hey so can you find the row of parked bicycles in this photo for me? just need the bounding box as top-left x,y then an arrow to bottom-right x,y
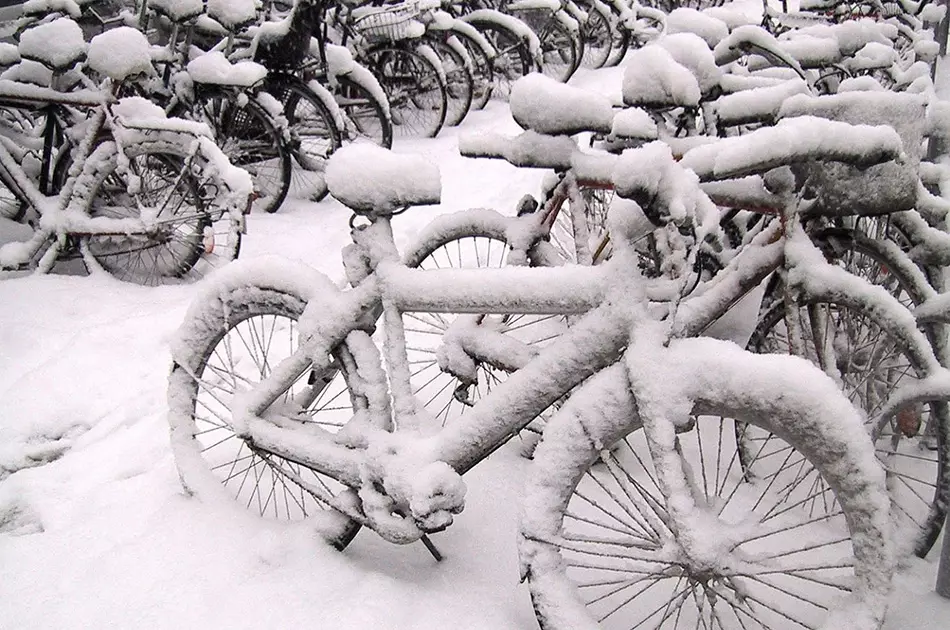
5,0 -> 950,627
0,0 -> 657,285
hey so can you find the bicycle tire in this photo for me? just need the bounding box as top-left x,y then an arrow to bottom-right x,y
362,45 -> 448,139
183,88 -> 292,214
534,15 -> 581,82
451,27 -> 495,111
76,140 -> 242,285
523,345 -> 893,630
265,75 -> 342,202
425,35 -> 475,127
464,18 -> 534,101
576,1 -> 614,69
167,281 -> 387,550
745,228 -> 950,558
332,74 -> 394,149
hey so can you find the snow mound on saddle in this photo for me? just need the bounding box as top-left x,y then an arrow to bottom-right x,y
88,27 -> 153,81
326,144 -> 441,213
510,73 -> 612,135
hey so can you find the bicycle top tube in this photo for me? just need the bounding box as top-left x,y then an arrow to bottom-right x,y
0,79 -> 107,109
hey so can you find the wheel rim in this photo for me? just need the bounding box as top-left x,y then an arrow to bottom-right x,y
84,152 -> 233,285
282,84 -> 340,201
334,77 -> 392,148
186,307 -> 363,522
559,419 -> 858,629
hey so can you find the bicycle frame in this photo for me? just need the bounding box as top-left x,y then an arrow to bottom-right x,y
223,172 -> 930,545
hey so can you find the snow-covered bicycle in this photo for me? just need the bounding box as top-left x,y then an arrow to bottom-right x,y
166,108 -> 922,627
0,25 -> 252,285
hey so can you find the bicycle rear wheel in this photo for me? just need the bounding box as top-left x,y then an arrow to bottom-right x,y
747,239 -> 950,558
363,45 -> 448,139
535,16 -> 581,82
401,214 -> 566,427
79,143 -> 241,285
168,281 -> 386,549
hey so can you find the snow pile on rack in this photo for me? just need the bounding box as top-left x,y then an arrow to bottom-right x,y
509,73 -> 612,135
207,0 -> 257,28
458,130 -> 576,170
150,0 -> 204,21
657,33 -> 722,96
680,116 -> 904,182
87,27 -> 153,81
622,46 -> 700,108
666,7 -> 728,48
326,144 -> 441,213
610,107 -> 657,140
187,52 -> 267,87
18,18 -> 85,70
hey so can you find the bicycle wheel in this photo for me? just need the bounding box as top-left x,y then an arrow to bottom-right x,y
363,45 -> 447,139
79,143 -> 241,285
186,89 -> 291,214
167,282 -> 385,549
746,233 -> 950,558
535,16 -> 581,82
465,19 -> 534,100
426,35 -> 475,127
524,347 -> 892,630
332,73 -> 393,149
576,1 -> 613,69
452,27 -> 495,111
266,76 -> 342,202
401,214 -> 566,426
602,5 -> 630,67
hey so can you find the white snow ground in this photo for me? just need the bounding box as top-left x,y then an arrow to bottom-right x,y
2,59 -> 950,630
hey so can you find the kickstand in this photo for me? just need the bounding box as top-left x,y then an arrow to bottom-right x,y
421,534 -> 443,562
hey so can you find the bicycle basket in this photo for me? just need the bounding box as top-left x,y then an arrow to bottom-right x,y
778,91 -> 926,217
351,1 -> 425,42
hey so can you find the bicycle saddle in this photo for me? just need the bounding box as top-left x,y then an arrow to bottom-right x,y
207,0 -> 259,32
18,18 -> 86,73
622,45 -> 701,110
149,0 -> 205,24
509,73 -> 612,136
325,144 -> 441,215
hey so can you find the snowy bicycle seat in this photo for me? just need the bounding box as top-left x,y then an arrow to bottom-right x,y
509,73 -> 613,136
18,18 -> 86,73
325,144 -> 441,215
149,0 -> 205,24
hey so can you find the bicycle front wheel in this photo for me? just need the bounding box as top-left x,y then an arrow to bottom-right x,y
363,45 -> 448,139
185,89 -> 292,214
168,280 -> 387,549
266,76 -> 342,202
332,73 -> 394,149
524,346 -> 893,630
